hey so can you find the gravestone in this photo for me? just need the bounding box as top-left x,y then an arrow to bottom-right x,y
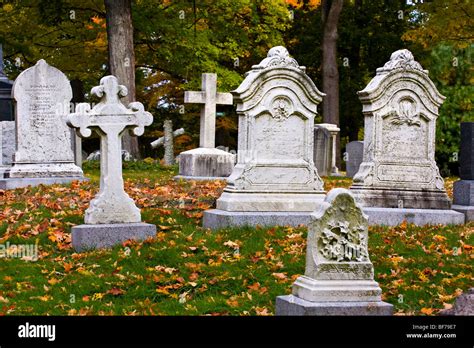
175,73 -> 235,180
0,121 -> 15,177
349,49 -> 463,226
150,120 -> 185,165
0,44 -> 14,122
203,46 -> 326,229
276,188 -> 393,315
440,288 -> 474,316
313,126 -> 330,176
67,75 -> 156,251
0,60 -> 85,189
346,141 -> 364,178
314,123 -> 340,176
452,122 -> 474,221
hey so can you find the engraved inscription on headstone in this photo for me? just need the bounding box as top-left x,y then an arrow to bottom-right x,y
9,59 -> 83,178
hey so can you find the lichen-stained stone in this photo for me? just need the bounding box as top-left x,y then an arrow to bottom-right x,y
8,59 -> 83,178
276,188 -> 393,315
214,46 -> 326,214
350,49 -> 450,209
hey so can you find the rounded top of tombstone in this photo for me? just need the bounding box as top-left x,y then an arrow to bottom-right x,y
251,46 -> 303,71
376,49 -> 427,75
267,46 -> 289,58
358,49 -> 445,107
12,59 -> 72,101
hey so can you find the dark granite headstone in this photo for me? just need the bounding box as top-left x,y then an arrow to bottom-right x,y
0,44 -> 14,122
346,141 -> 364,178
452,122 -> 474,221
460,122 -> 474,180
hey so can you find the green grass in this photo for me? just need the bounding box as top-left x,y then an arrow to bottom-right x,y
0,162 -> 472,315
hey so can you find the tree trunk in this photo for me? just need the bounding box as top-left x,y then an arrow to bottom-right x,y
104,0 -> 141,159
321,0 -> 343,166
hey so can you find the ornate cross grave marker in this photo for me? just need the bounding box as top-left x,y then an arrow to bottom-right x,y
276,188 -> 393,315
349,49 -> 463,226
67,75 -> 156,251
175,73 -> 235,180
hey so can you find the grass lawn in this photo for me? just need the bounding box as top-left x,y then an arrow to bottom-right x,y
0,161 -> 472,316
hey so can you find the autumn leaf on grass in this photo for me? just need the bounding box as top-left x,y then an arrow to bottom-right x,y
420,307 -> 435,315
224,240 -> 240,250
158,225 -> 172,231
226,296 -> 239,308
107,288 -> 125,296
255,307 -> 271,316
272,272 -> 288,282
92,293 -> 104,301
433,235 -> 447,243
47,278 -> 59,285
62,262 -> 73,273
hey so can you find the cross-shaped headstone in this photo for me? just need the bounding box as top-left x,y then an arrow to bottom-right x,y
184,73 -> 233,148
67,75 -> 153,224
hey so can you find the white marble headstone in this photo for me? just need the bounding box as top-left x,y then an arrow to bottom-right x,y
351,49 -> 450,209
9,59 -> 82,178
216,46 -> 326,212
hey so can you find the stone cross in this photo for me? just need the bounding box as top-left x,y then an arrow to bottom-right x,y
184,73 -> 233,148
67,75 -> 153,224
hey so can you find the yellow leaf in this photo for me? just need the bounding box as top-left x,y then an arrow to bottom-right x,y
420,307 -> 435,315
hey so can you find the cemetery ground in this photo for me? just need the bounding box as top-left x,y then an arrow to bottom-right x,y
0,160 -> 472,316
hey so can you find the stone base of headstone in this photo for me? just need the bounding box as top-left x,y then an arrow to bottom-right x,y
0,176 -> 88,190
350,187 -> 451,209
453,180 -> 474,205
203,210 -> 315,230
174,175 -> 228,181
71,222 -> 157,252
216,192 -> 325,212
8,162 -> 84,178
362,207 -> 464,226
275,295 -> 393,316
451,205 -> 474,222
176,148 -> 235,180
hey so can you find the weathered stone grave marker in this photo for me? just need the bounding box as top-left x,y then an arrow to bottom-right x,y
176,73 -> 235,179
276,188 -> 393,315
346,140 -> 364,178
349,49 -> 463,226
0,59 -> 85,189
452,122 -> 474,221
203,46 -> 326,229
67,75 -> 156,251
